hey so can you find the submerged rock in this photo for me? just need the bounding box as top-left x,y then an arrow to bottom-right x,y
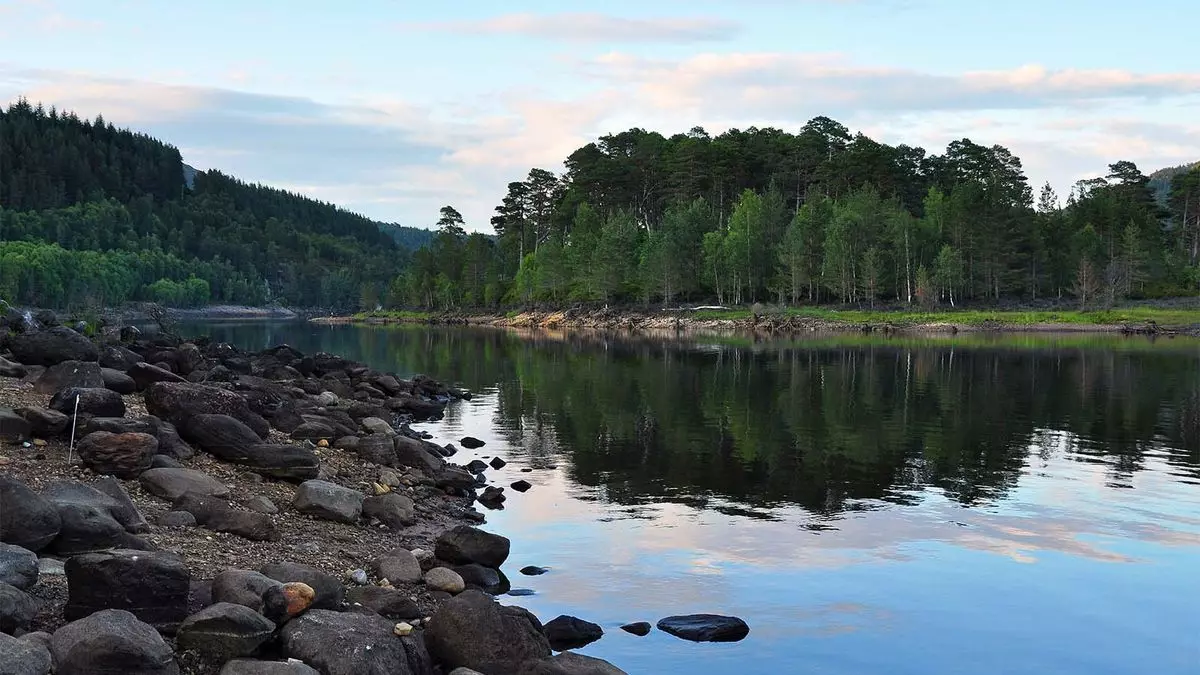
619,622 -> 651,636
544,615 -> 604,651
655,614 -> 749,642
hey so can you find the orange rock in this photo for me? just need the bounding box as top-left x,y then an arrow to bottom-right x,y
282,582 -> 316,617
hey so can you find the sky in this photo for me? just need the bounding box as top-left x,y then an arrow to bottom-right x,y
1,0 -> 1198,232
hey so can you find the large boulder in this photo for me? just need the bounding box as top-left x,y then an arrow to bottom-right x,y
0,409 -> 30,443
145,382 -> 270,438
49,609 -> 179,675
0,631 -> 52,675
64,549 -> 191,630
14,407 -> 67,438
0,582 -> 37,634
280,610 -> 433,675
345,586 -> 420,620
171,494 -> 277,542
75,431 -> 157,478
362,493 -> 415,530
0,544 -> 37,591
0,356 -> 26,379
543,615 -> 604,651
424,590 -> 550,674
92,476 -> 151,533
354,433 -> 397,465
231,444 -> 320,481
259,562 -> 344,611
140,468 -> 230,501
0,478 -> 61,552
9,327 -> 98,366
79,416 -> 156,437
128,362 -> 187,389
182,414 -> 264,459
33,360 -> 103,394
393,436 -> 447,476
100,344 -> 143,372
211,569 -> 282,614
655,614 -> 749,642
101,368 -> 138,395
520,653 -> 628,675
219,660 -> 319,675
435,526 -> 511,569
177,602 -> 276,661
292,480 -> 363,524
49,387 -> 125,418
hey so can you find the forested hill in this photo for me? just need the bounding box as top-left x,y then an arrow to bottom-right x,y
391,119 -> 1200,310
0,99 -> 428,310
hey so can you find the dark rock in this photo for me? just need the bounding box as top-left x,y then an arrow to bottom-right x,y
46,498 -> 148,555
544,615 -> 604,651
33,310 -> 57,327
129,362 -> 187,389
425,590 -> 550,674
244,496 -> 278,514
14,407 -> 67,438
289,421 -> 336,442
466,459 -> 488,474
0,408 -> 30,442
354,433 -> 396,465
9,327 -> 98,366
157,511 -> 196,528
292,480 -> 363,524
183,413 -> 264,458
150,454 -> 184,469
75,431 -> 157,478
175,343 -> 204,376
655,614 -> 749,642
520,566 -> 548,576
373,374 -> 404,395
141,468 -> 230,501
0,631 -> 52,675
507,589 -> 536,597
345,586 -> 420,619
80,415 -> 156,437
0,478 -> 61,551
334,435 -> 359,450
50,609 -> 179,675
222,357 -> 253,375
280,610 -> 432,675
0,544 -> 37,591
34,360 -> 103,394
101,344 -> 143,371
0,356 -> 26,379
374,549 -> 422,584
211,570 -> 282,614
49,387 -> 125,417
260,582 -> 316,625
156,420 -> 194,460
0,582 -> 37,634
145,382 -> 270,438
510,480 -> 532,493
172,494 -> 277,541
452,564 -> 509,595
620,622 -> 651,636
259,562 -> 344,611
362,493 -> 415,529
65,549 -> 190,630
92,476 -> 151,533
489,457 -> 507,470
101,368 -> 138,394
520,653 -> 628,675
460,437 -> 485,449
237,444 -> 320,481
435,525 -> 511,569
387,395 -> 445,420
219,660 -> 319,675
393,435 -> 447,476
177,602 -> 275,660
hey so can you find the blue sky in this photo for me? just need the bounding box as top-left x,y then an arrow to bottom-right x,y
2,0 -> 1198,231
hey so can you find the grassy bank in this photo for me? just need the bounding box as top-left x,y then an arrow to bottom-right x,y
689,306 -> 1200,327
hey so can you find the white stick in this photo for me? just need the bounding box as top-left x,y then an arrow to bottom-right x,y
67,394 -> 80,464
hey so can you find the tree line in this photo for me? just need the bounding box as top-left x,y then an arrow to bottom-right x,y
390,119 -> 1200,310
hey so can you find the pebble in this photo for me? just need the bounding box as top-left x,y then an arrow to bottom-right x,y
393,621 -> 413,636
348,569 -> 369,586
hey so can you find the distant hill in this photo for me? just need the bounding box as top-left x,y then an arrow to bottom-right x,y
380,223 -> 436,250
1149,161 -> 1200,206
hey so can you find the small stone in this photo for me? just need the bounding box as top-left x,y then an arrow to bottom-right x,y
520,566 -> 549,576
510,480 -> 532,493
393,621 -> 413,636
348,569 -> 369,586
316,439 -> 329,448
424,567 -> 465,594
621,621 -> 652,636
262,582 -> 316,623
32,439 -> 46,447
373,482 -> 391,495
460,437 -> 485,449
489,457 -> 507,470
656,614 -> 750,642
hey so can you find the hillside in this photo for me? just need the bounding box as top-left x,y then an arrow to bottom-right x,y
1149,160 -> 1200,205
0,99 -> 433,311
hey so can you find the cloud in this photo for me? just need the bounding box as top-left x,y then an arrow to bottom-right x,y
413,12 -> 740,43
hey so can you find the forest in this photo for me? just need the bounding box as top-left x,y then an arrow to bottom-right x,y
392,119 -> 1200,310
0,99 -> 415,310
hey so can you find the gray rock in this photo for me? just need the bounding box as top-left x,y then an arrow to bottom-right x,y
315,391 -> 339,407
42,482 -> 151,554
0,544 -> 37,590
244,496 -> 279,514
424,590 -> 550,674
144,382 -> 269,438
655,614 -> 749,642
424,567 -> 465,594
0,632 -> 52,675
259,562 -> 343,611
150,454 -> 184,469
452,564 -> 508,595
50,609 -> 179,675
435,525 -> 511,569
14,407 -> 67,438
374,548 -> 422,584
129,362 -> 187,389
211,570 -> 282,614
9,327 -> 99,367
345,586 -> 420,619
393,435 -> 446,476
0,582 -> 37,634
0,477 -> 61,552
362,493 -> 415,529
65,549 -> 191,631
75,431 -> 158,478
0,356 -> 27,379
0,409 -> 31,443
447,670 -> 485,675
92,476 -> 151,533
100,368 -> 138,395
280,610 -> 433,675
177,602 -> 276,660
360,417 -> 396,437
140,468 -> 231,501
292,480 -> 363,524
172,494 -> 277,542
99,344 -> 142,371
520,653 -> 628,675
183,414 -> 264,459
544,615 -> 604,651
354,433 -> 397,465
33,360 -> 103,394
49,386 -> 126,418
36,558 -> 64,576
347,568 -> 369,585
157,511 -> 197,528
219,660 -> 320,675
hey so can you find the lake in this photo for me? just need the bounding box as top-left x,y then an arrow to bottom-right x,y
178,321 -> 1200,674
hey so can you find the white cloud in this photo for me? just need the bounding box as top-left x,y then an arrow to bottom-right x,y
411,12 -> 740,43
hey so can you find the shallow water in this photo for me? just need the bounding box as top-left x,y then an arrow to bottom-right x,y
180,322 -> 1200,674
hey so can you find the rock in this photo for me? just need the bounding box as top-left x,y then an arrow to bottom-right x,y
245,496 -> 279,514
0,356 -> 26,379
0,583 -> 37,634
436,466 -> 478,494
435,525 -> 511,569
211,570 -> 282,613
176,343 -> 204,376
0,545 -> 37,591
0,632 -> 52,675
424,567 -> 465,594
452,564 -> 508,595
619,622 -> 651,636
14,407 -> 67,438
129,361 -> 187,389
33,360 -> 103,394
177,602 -> 276,660
50,609 -> 179,675
46,495 -> 148,555
347,568 -> 369,585
460,437 -> 485,449
36,558 -> 64,576
49,387 -> 125,418
141,468 -> 231,501
489,457 -> 507,470
315,391 -> 339,407
477,486 -> 506,509
362,493 -> 415,529
520,566 -> 548,576
101,367 -> 138,394
447,670 -> 485,675
145,382 -> 270,438
354,433 -> 397,465
292,480 -> 363,524
260,562 -> 344,611
655,614 -> 749,642
100,344 -> 142,371
238,444 -> 320,481
345,586 -> 420,620
0,409 -> 30,443
183,413 -> 265,458
219,660 -> 319,675
75,431 -> 158,478
280,610 -> 433,675
80,415 -> 156,437
393,435 -> 447,476
172,494 -> 277,541
289,421 -> 336,442
374,549 -> 422,584
0,477 -> 61,551
373,375 -> 404,395
544,615 -> 604,651
507,589 -> 536,597
156,420 -> 195,460
334,435 -> 359,450
158,511 -> 196,528
510,480 -> 532,493
466,459 -> 488,474
151,454 -> 184,469
360,417 -> 396,437
425,590 -> 550,674
9,327 -> 99,366
92,476 -> 151,533
65,549 -> 191,630
520,653 -> 628,675
262,583 -> 315,624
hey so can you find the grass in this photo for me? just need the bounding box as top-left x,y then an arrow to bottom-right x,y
690,306 -> 1200,327
351,309 -> 434,321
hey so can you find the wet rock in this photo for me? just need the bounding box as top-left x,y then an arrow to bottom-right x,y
393,435 -> 447,476
172,493 -> 277,542
260,562 -> 344,611
0,544 -> 37,591
145,382 -> 270,438
292,480 -> 363,524
425,567 -> 465,594
466,459 -> 488,474
460,437 -> 485,449
14,407 -> 67,438
655,614 -> 749,642
129,362 -> 187,389
245,496 -> 279,514
0,582 -> 37,634
436,466 -> 478,494
50,609 -> 179,675
0,478 -> 60,552
452,564 -> 508,595
75,431 -> 158,478
425,589 -> 550,674
520,566 -> 548,576
92,476 -> 151,533
280,610 -> 432,675
507,589 -> 536,597
101,367 -> 138,394
219,660 -> 319,675
489,457 -> 507,470
362,493 -> 415,529
49,387 -> 126,418
510,480 -> 532,493
65,549 -> 191,630
520,653 -> 628,675
345,586 -> 420,620
435,525 -> 511,569
477,486 -> 506,509
157,511 -> 197,528
374,549 -> 423,584
0,409 -> 30,443
9,327 -> 98,366
33,360 -> 103,394
544,615 -> 604,651
211,570 -> 283,613
619,622 -> 651,636
354,433 -> 397,465
177,602 -> 276,660
261,583 -> 316,624
141,467 -> 231,501
0,631 -> 52,675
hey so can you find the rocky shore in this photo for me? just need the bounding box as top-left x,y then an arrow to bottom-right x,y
0,312 -> 647,674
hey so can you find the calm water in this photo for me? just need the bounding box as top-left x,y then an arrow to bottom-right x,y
179,322 -> 1200,675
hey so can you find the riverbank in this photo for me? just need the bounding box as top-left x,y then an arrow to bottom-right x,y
0,320 -> 629,673
314,305 -> 1200,335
